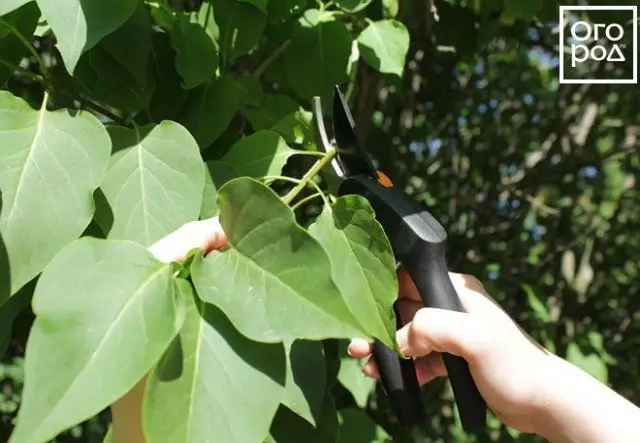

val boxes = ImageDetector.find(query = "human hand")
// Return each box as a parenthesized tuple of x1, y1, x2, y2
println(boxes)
(111, 217, 227, 443)
(348, 270, 553, 434)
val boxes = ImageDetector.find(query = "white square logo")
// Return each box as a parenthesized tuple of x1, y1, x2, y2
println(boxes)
(559, 6, 637, 84)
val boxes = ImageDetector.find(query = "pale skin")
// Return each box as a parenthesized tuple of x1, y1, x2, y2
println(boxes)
(112, 217, 640, 443)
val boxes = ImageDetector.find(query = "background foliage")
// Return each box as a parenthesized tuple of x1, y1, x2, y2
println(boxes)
(0, 0, 639, 442)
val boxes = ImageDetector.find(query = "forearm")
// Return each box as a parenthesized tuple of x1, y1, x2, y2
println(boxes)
(533, 354, 640, 443)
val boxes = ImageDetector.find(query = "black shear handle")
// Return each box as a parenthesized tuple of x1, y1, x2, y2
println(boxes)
(339, 176, 487, 432)
(401, 239, 487, 432)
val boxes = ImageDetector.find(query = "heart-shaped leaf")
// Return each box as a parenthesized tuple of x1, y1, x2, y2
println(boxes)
(99, 2, 152, 88)
(191, 177, 367, 342)
(178, 76, 240, 149)
(357, 19, 409, 77)
(284, 14, 352, 98)
(144, 291, 285, 443)
(309, 196, 398, 350)
(36, 0, 138, 72)
(221, 130, 297, 177)
(245, 94, 299, 131)
(209, 0, 266, 58)
(100, 122, 205, 246)
(0, 91, 110, 296)
(10, 238, 186, 443)
(171, 11, 218, 89)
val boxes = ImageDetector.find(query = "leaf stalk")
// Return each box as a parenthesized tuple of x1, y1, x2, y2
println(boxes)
(282, 146, 336, 205)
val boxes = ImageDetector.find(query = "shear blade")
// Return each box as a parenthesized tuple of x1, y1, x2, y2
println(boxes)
(332, 86, 377, 179)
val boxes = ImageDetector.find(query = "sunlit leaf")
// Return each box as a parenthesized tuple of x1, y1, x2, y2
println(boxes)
(309, 196, 398, 350)
(0, 91, 110, 296)
(36, 0, 138, 72)
(191, 177, 367, 342)
(10, 238, 186, 443)
(100, 122, 205, 246)
(221, 130, 297, 177)
(144, 290, 285, 443)
(357, 19, 409, 77)
(0, 0, 31, 15)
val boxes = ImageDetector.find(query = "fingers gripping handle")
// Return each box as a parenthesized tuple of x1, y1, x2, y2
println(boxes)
(372, 305, 425, 427)
(403, 241, 487, 432)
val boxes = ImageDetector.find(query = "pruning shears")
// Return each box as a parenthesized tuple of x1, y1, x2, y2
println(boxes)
(311, 86, 487, 433)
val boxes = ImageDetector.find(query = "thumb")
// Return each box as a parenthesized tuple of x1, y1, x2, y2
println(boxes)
(396, 307, 493, 364)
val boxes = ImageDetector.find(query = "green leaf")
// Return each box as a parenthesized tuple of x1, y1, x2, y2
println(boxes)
(337, 408, 391, 443)
(0, 278, 33, 360)
(267, 0, 307, 20)
(171, 11, 218, 89)
(271, 109, 314, 146)
(473, 0, 503, 15)
(337, 350, 375, 407)
(269, 391, 338, 443)
(191, 177, 367, 342)
(357, 19, 409, 77)
(335, 0, 372, 13)
(0, 0, 31, 15)
(233, 75, 263, 107)
(209, 0, 266, 58)
(200, 161, 238, 218)
(566, 342, 608, 383)
(144, 289, 285, 443)
(75, 45, 157, 113)
(221, 130, 296, 177)
(282, 340, 326, 425)
(381, 0, 398, 18)
(0, 198, 8, 306)
(0, 91, 110, 296)
(149, 32, 189, 121)
(240, 0, 269, 14)
(284, 17, 352, 99)
(245, 93, 298, 131)
(308, 196, 398, 350)
(523, 283, 550, 323)
(178, 76, 240, 149)
(100, 122, 205, 246)
(0, 3, 39, 87)
(36, 0, 138, 72)
(99, 2, 152, 88)
(503, 0, 541, 21)
(102, 426, 113, 443)
(9, 238, 186, 443)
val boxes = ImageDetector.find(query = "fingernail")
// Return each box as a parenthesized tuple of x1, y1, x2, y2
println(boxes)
(347, 345, 354, 357)
(396, 328, 410, 356)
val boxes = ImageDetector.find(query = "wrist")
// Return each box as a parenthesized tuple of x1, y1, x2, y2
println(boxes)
(530, 353, 640, 443)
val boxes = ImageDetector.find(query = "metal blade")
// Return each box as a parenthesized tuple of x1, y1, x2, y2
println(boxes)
(312, 95, 346, 179)
(332, 86, 377, 179)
